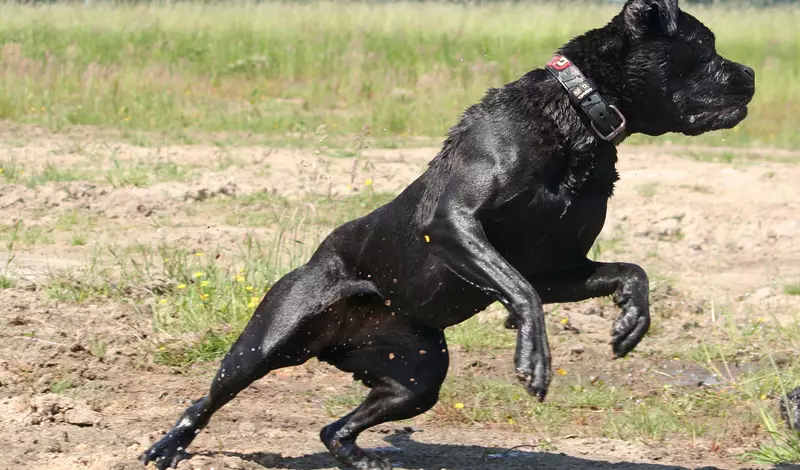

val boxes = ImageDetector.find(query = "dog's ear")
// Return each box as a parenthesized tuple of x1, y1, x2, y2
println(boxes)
(623, 0, 679, 38)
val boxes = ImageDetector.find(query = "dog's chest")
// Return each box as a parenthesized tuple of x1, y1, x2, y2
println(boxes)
(484, 158, 617, 267)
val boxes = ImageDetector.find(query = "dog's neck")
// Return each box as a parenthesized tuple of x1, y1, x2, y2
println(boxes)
(545, 55, 626, 145)
(557, 23, 629, 109)
(530, 24, 630, 154)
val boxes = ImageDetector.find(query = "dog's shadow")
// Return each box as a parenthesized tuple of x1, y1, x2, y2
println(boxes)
(205, 432, 777, 470)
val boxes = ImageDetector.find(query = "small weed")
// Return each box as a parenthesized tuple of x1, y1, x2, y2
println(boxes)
(90, 338, 108, 359)
(50, 376, 75, 394)
(106, 158, 192, 188)
(0, 276, 15, 289)
(153, 330, 239, 367)
(743, 357, 800, 465)
(0, 157, 24, 183)
(784, 284, 800, 296)
(445, 313, 514, 352)
(679, 184, 713, 194)
(609, 404, 681, 441)
(323, 384, 366, 417)
(636, 183, 658, 199)
(70, 234, 88, 246)
(1, 220, 21, 288)
(25, 163, 92, 188)
(21, 226, 54, 245)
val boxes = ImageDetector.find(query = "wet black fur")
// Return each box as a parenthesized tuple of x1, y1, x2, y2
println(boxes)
(141, 1, 755, 469)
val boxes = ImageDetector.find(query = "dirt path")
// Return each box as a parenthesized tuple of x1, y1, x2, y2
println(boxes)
(2, 135, 799, 470)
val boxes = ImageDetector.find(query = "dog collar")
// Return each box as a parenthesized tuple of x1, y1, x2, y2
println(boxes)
(545, 55, 627, 145)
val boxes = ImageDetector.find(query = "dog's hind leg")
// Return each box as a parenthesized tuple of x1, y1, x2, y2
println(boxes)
(140, 256, 378, 470)
(320, 329, 449, 470)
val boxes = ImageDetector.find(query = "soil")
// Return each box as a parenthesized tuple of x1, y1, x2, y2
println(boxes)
(1, 130, 800, 470)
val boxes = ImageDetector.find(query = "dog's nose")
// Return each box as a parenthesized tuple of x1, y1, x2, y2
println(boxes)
(741, 64, 755, 80)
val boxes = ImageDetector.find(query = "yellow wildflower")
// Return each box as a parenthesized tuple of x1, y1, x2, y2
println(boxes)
(556, 368, 567, 376)
(453, 403, 465, 409)
(200, 281, 209, 287)
(158, 299, 167, 305)
(195, 252, 203, 257)
(365, 179, 373, 187)
(560, 318, 569, 325)
(193, 272, 204, 278)
(177, 284, 186, 289)
(235, 275, 245, 283)
(200, 293, 209, 300)
(245, 286, 254, 292)
(424, 235, 430, 243)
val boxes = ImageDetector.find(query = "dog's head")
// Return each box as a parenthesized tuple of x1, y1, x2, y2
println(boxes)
(595, 0, 756, 136)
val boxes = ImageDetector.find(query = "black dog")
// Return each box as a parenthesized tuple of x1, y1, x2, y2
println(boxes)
(142, 1, 755, 468)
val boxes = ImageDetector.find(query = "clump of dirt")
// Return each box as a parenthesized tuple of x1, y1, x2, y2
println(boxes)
(1, 394, 103, 427)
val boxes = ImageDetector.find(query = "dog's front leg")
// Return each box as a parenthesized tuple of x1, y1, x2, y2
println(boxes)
(423, 201, 551, 401)
(536, 260, 650, 358)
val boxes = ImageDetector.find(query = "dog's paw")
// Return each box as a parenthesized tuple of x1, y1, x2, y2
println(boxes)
(610, 307, 650, 358)
(353, 453, 393, 470)
(515, 365, 550, 402)
(139, 434, 190, 470)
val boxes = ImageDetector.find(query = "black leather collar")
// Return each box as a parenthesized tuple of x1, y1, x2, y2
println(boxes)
(545, 55, 627, 145)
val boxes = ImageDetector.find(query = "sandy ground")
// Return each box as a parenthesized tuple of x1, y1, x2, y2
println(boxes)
(1, 131, 800, 470)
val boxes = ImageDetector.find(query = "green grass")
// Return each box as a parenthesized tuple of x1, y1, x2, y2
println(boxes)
(50, 375, 76, 394)
(213, 190, 397, 229)
(24, 163, 94, 188)
(432, 372, 750, 442)
(0, 276, 14, 289)
(784, 283, 800, 296)
(0, 2, 798, 147)
(1, 219, 20, 288)
(681, 315, 800, 465)
(105, 157, 194, 188)
(445, 313, 515, 351)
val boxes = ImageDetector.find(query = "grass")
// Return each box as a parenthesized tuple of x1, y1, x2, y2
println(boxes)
(785, 283, 800, 296)
(105, 157, 194, 188)
(213, 190, 397, 229)
(680, 315, 800, 465)
(50, 375, 76, 394)
(0, 1, 797, 148)
(445, 312, 515, 352)
(1, 219, 21, 289)
(431, 372, 754, 443)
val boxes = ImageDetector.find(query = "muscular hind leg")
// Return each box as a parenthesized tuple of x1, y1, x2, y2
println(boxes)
(140, 257, 377, 470)
(320, 329, 449, 470)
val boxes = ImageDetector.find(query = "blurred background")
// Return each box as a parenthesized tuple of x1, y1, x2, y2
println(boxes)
(0, 0, 797, 148)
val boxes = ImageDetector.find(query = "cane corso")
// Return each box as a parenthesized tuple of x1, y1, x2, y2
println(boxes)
(142, 0, 755, 468)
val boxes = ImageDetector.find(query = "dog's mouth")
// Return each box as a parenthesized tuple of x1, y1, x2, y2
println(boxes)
(682, 99, 750, 136)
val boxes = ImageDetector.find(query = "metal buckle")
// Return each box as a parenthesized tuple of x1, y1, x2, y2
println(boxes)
(590, 105, 627, 142)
